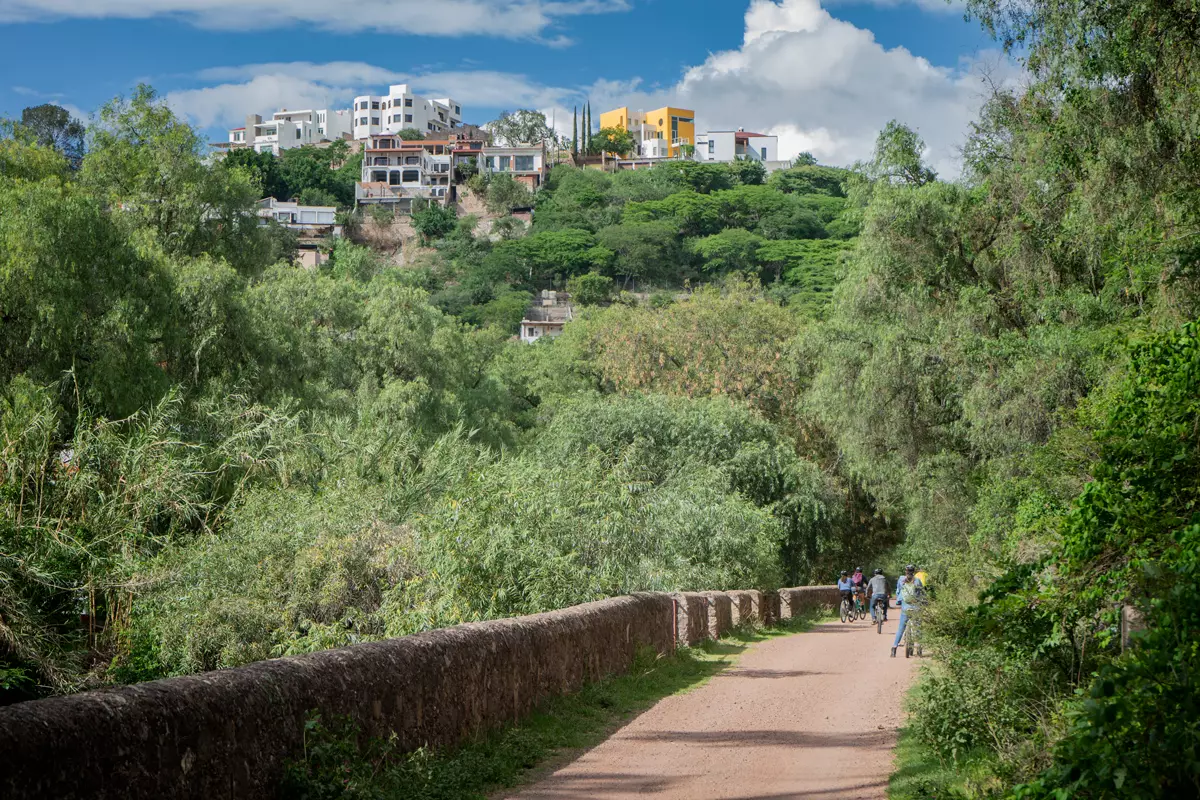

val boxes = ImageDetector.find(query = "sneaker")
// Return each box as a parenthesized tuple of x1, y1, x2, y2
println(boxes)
(890, 647, 897, 658)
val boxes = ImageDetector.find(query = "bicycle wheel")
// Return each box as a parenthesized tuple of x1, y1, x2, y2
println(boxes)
(905, 623, 913, 658)
(840, 599, 849, 623)
(876, 608, 884, 634)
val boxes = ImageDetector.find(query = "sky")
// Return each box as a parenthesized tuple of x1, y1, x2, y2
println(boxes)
(0, 0, 1020, 175)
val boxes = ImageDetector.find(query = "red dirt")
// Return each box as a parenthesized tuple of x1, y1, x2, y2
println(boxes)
(506, 617, 919, 800)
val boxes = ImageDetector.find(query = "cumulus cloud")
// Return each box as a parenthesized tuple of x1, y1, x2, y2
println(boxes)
(584, 0, 1021, 174)
(163, 0, 1018, 174)
(0, 0, 628, 39)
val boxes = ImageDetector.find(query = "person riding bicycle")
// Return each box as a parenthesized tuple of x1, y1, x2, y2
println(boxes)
(837, 570, 854, 610)
(891, 564, 924, 657)
(867, 568, 889, 622)
(851, 567, 868, 613)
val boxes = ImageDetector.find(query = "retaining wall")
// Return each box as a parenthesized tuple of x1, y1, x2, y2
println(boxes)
(0, 586, 836, 800)
(779, 586, 841, 619)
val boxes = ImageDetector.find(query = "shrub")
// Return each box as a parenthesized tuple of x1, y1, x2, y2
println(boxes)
(566, 271, 614, 306)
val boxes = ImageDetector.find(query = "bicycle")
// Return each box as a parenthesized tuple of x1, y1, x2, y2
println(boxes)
(840, 595, 852, 623)
(872, 596, 887, 634)
(904, 607, 923, 658)
(853, 592, 868, 622)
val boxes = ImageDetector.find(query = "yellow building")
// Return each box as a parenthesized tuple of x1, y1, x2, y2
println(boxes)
(598, 105, 695, 158)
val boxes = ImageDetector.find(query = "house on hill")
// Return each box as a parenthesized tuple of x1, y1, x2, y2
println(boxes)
(520, 290, 573, 344)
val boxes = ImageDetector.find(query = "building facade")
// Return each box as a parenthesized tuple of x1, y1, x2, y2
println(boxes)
(694, 130, 779, 164)
(228, 109, 352, 155)
(356, 134, 486, 209)
(599, 105, 695, 159)
(480, 142, 548, 189)
(351, 84, 462, 141)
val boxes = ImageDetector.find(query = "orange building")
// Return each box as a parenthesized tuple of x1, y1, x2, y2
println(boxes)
(598, 105, 695, 158)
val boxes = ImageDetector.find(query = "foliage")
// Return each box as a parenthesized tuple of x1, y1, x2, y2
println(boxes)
(485, 173, 535, 214)
(411, 200, 457, 244)
(566, 271, 614, 305)
(590, 126, 636, 157)
(19, 104, 85, 169)
(485, 110, 558, 147)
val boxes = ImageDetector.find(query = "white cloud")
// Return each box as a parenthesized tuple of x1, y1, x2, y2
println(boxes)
(584, 0, 1021, 175)
(162, 0, 1018, 174)
(0, 0, 629, 39)
(166, 62, 574, 129)
(822, 0, 965, 13)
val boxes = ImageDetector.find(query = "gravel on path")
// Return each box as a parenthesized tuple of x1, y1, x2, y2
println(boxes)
(506, 614, 919, 800)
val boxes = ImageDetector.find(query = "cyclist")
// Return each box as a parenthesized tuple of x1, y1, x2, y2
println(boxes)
(891, 564, 924, 657)
(915, 566, 931, 599)
(867, 568, 889, 622)
(851, 566, 868, 615)
(837, 570, 854, 611)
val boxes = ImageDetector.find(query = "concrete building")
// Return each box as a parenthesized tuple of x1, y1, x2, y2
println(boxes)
(257, 198, 341, 267)
(351, 84, 462, 141)
(520, 290, 573, 344)
(356, 134, 485, 209)
(228, 109, 352, 155)
(599, 105, 695, 159)
(694, 129, 779, 164)
(481, 142, 549, 189)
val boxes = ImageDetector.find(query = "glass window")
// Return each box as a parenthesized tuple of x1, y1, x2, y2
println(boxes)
(371, 118, 380, 126)
(394, 114, 402, 123)
(762, 147, 768, 160)
(405, 156, 419, 165)
(359, 117, 368, 125)
(389, 172, 401, 185)
(405, 114, 413, 123)
(515, 155, 534, 171)
(372, 170, 387, 182)
(371, 101, 380, 110)
(485, 156, 495, 169)
(708, 140, 714, 153)
(455, 106, 460, 114)
(404, 98, 413, 107)
(402, 170, 420, 182)
(499, 155, 511, 171)
(317, 126, 324, 135)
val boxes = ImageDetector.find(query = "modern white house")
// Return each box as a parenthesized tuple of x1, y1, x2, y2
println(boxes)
(480, 142, 548, 190)
(351, 84, 462, 141)
(257, 198, 341, 267)
(693, 129, 780, 165)
(227, 109, 352, 155)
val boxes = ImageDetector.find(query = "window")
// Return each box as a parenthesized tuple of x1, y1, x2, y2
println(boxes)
(454, 105, 460, 115)
(761, 147, 768, 160)
(427, 123, 434, 131)
(405, 156, 419, 165)
(373, 157, 388, 166)
(318, 112, 325, 121)
(499, 155, 511, 171)
(317, 126, 324, 135)
(404, 98, 413, 107)
(393, 114, 402, 123)
(359, 117, 368, 126)
(484, 156, 495, 169)
(708, 140, 715, 154)
(405, 114, 413, 123)
(359, 101, 368, 110)
(379, 139, 393, 149)
(389, 172, 401, 185)
(371, 101, 380, 110)
(371, 117, 380, 126)
(515, 155, 534, 171)
(402, 169, 419, 182)
(296, 129, 302, 139)
(438, 112, 445, 121)
(372, 170, 387, 182)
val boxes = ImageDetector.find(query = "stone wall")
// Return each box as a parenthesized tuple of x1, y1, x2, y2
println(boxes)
(0, 586, 835, 800)
(778, 586, 841, 619)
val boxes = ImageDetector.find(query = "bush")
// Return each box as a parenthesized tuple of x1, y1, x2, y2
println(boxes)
(566, 272, 614, 305)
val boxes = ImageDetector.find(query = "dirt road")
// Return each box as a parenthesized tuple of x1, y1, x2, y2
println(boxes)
(507, 614, 918, 800)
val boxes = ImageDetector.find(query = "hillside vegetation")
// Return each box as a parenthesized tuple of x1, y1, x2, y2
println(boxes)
(4, 0, 1200, 789)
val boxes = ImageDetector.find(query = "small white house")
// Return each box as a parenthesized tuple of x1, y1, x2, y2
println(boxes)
(694, 129, 779, 164)
(520, 291, 573, 343)
(257, 199, 341, 267)
(228, 109, 352, 155)
(481, 142, 548, 189)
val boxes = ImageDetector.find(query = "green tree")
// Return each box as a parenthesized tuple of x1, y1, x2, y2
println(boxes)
(865, 120, 936, 186)
(486, 109, 558, 146)
(396, 128, 424, 141)
(591, 126, 636, 157)
(223, 148, 287, 199)
(572, 106, 578, 155)
(19, 104, 85, 169)
(485, 173, 535, 214)
(566, 271, 615, 305)
(689, 228, 765, 274)
(411, 200, 458, 244)
(596, 220, 682, 287)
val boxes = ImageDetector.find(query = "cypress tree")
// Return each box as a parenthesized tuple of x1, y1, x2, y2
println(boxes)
(585, 102, 592, 154)
(572, 106, 578, 155)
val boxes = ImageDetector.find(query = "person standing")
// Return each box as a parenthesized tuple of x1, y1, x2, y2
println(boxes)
(891, 564, 924, 657)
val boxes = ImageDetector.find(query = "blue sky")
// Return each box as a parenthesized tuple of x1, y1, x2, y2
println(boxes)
(0, 0, 1007, 172)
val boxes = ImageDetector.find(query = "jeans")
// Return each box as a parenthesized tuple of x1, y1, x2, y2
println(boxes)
(893, 605, 919, 648)
(871, 593, 887, 621)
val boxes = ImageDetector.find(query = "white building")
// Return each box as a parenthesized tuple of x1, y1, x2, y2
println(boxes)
(257, 198, 342, 268)
(520, 291, 573, 344)
(480, 142, 548, 190)
(351, 84, 462, 141)
(356, 134, 466, 209)
(228, 109, 352, 155)
(694, 129, 780, 165)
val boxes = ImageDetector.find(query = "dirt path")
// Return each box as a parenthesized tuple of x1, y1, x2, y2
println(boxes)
(506, 615, 919, 800)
